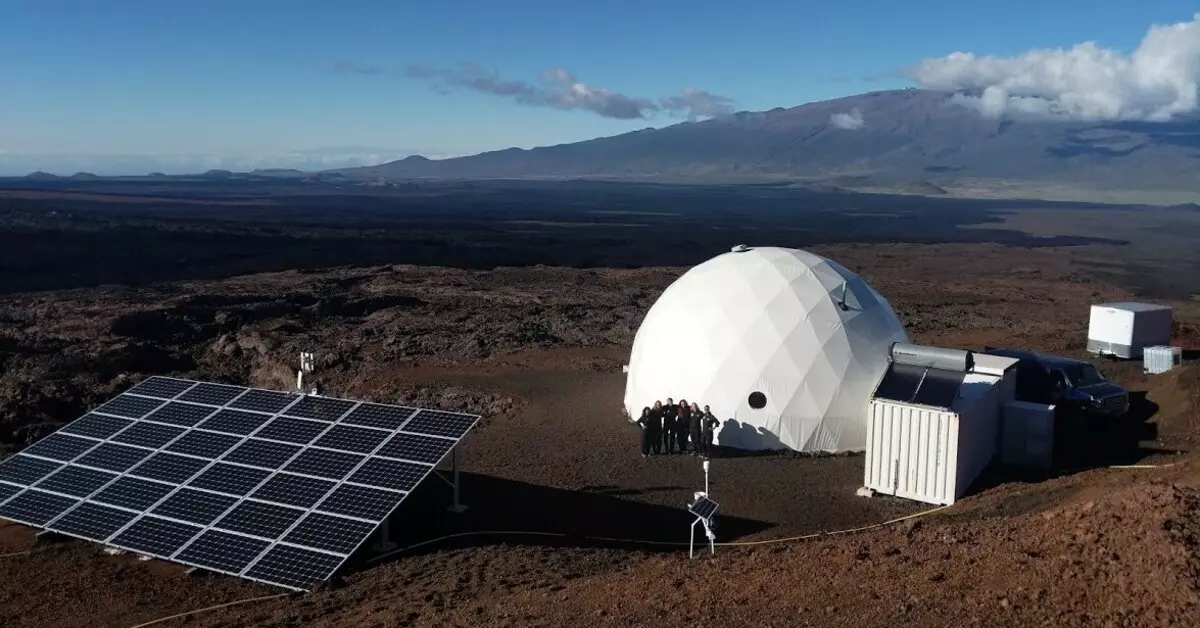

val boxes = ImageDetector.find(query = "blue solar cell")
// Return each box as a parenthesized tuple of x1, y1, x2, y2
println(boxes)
(35, 465, 118, 498)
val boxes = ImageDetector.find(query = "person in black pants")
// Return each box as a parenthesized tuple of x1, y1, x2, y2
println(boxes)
(700, 404, 720, 458)
(661, 398, 677, 454)
(648, 401, 663, 455)
(636, 406, 656, 457)
(687, 401, 703, 457)
(676, 399, 692, 454)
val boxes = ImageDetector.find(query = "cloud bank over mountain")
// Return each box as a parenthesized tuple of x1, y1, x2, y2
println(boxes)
(910, 12, 1200, 121)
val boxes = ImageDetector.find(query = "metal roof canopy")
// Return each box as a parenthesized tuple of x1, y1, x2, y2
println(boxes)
(0, 376, 481, 592)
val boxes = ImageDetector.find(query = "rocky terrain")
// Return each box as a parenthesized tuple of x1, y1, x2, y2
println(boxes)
(1, 239, 1199, 626)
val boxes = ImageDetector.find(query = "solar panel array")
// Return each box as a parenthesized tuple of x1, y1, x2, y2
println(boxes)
(0, 376, 480, 591)
(873, 363, 965, 409)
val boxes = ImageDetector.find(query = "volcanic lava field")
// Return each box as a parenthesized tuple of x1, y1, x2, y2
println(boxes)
(1, 180, 1200, 627)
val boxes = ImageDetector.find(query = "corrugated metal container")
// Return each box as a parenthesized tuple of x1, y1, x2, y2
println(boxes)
(1144, 345, 1183, 374)
(863, 374, 1002, 505)
(1000, 401, 1054, 469)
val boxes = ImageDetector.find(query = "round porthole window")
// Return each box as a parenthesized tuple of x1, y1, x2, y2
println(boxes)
(748, 391, 767, 409)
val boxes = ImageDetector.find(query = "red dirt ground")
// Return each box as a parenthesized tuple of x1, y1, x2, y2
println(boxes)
(1, 242, 1199, 627)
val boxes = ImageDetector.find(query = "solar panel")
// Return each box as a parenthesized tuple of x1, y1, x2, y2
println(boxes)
(873, 363, 966, 409)
(0, 376, 481, 591)
(689, 496, 719, 520)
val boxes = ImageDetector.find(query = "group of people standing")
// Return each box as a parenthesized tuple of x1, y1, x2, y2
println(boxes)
(636, 398, 720, 458)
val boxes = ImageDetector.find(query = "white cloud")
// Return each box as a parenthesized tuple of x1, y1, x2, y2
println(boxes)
(406, 63, 736, 121)
(830, 108, 865, 129)
(911, 12, 1200, 121)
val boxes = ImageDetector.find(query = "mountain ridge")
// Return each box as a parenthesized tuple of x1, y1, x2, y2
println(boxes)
(331, 88, 1200, 195)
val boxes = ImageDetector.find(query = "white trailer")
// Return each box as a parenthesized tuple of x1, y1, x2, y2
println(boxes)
(1087, 302, 1173, 360)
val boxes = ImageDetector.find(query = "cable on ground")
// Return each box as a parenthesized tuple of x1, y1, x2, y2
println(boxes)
(125, 593, 290, 628)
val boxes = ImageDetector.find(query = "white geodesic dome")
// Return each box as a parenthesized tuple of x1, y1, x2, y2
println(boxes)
(623, 245, 909, 452)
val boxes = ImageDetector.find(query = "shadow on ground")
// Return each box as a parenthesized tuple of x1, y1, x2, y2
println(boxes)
(969, 390, 1184, 499)
(355, 471, 774, 568)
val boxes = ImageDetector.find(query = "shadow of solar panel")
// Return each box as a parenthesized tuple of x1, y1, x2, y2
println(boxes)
(112, 516, 202, 557)
(93, 476, 175, 510)
(35, 465, 118, 498)
(402, 410, 478, 439)
(229, 389, 296, 414)
(284, 396, 355, 422)
(152, 489, 239, 526)
(348, 458, 430, 492)
(255, 417, 328, 444)
(129, 453, 210, 484)
(912, 369, 965, 409)
(224, 439, 301, 468)
(49, 503, 137, 542)
(284, 513, 376, 554)
(127, 377, 195, 400)
(283, 449, 363, 480)
(317, 484, 405, 521)
(177, 530, 270, 574)
(312, 425, 389, 454)
(187, 464, 271, 496)
(20, 434, 101, 462)
(197, 409, 272, 436)
(251, 473, 336, 509)
(0, 455, 63, 485)
(0, 490, 79, 526)
(376, 432, 455, 464)
(244, 545, 344, 591)
(873, 363, 924, 403)
(77, 443, 154, 473)
(166, 431, 242, 458)
(143, 402, 217, 427)
(340, 403, 416, 430)
(61, 414, 134, 439)
(112, 422, 187, 449)
(216, 500, 304, 538)
(94, 394, 166, 419)
(178, 383, 246, 406)
(0, 482, 20, 503)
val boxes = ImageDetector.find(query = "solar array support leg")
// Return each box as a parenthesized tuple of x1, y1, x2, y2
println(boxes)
(447, 445, 468, 514)
(372, 520, 397, 553)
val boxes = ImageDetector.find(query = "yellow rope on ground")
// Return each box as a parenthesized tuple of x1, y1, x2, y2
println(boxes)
(368, 503, 953, 563)
(124, 593, 290, 628)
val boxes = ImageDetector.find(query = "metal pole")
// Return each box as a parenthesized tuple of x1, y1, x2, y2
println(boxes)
(447, 446, 468, 513)
(690, 519, 696, 559)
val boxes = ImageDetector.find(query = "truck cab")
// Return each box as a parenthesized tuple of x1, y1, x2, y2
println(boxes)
(981, 347, 1130, 418)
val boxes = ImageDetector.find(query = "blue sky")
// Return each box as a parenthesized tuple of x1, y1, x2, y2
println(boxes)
(2, 0, 1197, 174)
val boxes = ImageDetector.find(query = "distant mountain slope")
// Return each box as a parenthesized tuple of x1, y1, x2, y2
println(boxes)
(334, 89, 1200, 190)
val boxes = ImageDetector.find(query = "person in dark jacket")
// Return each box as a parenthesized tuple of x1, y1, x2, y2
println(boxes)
(636, 406, 655, 457)
(661, 398, 677, 454)
(676, 399, 692, 454)
(687, 401, 703, 456)
(700, 404, 720, 458)
(649, 400, 664, 455)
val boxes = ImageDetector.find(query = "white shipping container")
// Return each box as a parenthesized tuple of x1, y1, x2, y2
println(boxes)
(863, 374, 1002, 505)
(1087, 302, 1173, 359)
(1000, 401, 1055, 469)
(1144, 345, 1183, 374)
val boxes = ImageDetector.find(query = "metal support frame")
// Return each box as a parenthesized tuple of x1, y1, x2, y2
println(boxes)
(431, 445, 468, 513)
(689, 499, 716, 559)
(371, 519, 397, 553)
